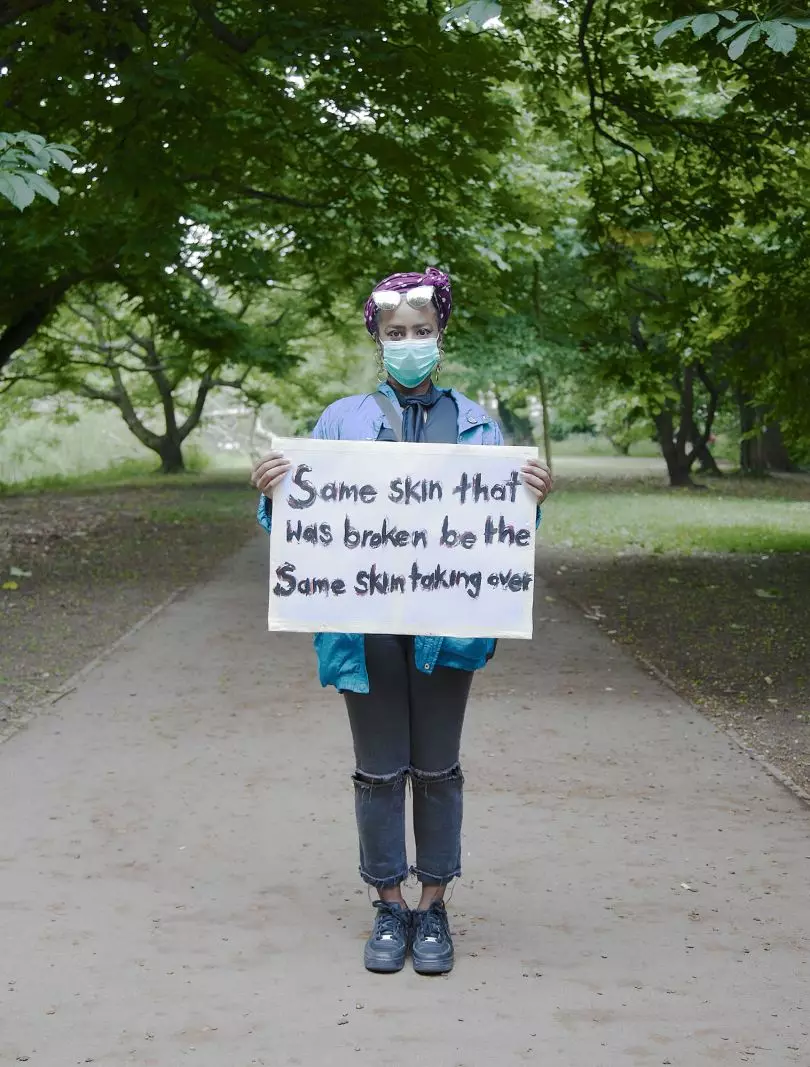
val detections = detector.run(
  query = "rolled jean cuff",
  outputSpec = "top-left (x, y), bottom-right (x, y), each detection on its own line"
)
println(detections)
top-left (409, 864), bottom-right (461, 887)
top-left (359, 865), bottom-right (410, 890)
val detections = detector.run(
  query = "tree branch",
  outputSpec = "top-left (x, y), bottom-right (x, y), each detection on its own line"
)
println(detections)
top-left (577, 1), bottom-right (651, 182)
top-left (0, 271), bottom-right (83, 372)
top-left (235, 185), bottom-right (332, 210)
top-left (105, 364), bottom-right (163, 450)
top-left (210, 368), bottom-right (251, 390)
top-left (178, 367), bottom-right (214, 440)
top-left (189, 1), bottom-right (261, 53)
top-left (78, 382), bottom-right (122, 405)
top-left (0, 0), bottom-right (56, 28)
top-left (686, 363), bottom-right (722, 464)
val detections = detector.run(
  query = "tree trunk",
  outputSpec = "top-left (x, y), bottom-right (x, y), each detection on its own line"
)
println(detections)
top-left (0, 271), bottom-right (85, 371)
top-left (156, 436), bottom-right (185, 474)
top-left (651, 363), bottom-right (722, 487)
top-left (537, 370), bottom-right (553, 473)
top-left (497, 396), bottom-right (536, 445)
top-left (654, 409), bottom-right (694, 486)
top-left (762, 422), bottom-right (796, 472)
top-left (530, 258), bottom-right (551, 467)
top-left (738, 392), bottom-right (766, 475)
top-left (689, 419), bottom-right (723, 476)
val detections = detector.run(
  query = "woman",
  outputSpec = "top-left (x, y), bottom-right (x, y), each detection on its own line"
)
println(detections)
top-left (251, 267), bottom-right (552, 976)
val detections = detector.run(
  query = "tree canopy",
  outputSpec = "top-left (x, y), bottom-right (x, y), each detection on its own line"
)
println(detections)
top-left (2, 0), bottom-right (809, 479)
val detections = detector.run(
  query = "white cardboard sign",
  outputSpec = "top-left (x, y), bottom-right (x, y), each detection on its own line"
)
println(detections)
top-left (267, 437), bottom-right (538, 639)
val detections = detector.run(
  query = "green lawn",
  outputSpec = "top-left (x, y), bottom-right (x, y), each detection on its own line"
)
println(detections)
top-left (3, 412), bottom-right (809, 558)
top-left (542, 478), bottom-right (810, 554)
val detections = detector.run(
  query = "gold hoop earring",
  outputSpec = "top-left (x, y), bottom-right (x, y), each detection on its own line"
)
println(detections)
top-left (375, 347), bottom-right (387, 383)
top-left (433, 338), bottom-right (444, 382)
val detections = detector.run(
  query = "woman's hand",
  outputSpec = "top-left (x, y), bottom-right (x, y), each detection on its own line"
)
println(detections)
top-left (521, 458), bottom-right (553, 504)
top-left (251, 451), bottom-right (292, 496)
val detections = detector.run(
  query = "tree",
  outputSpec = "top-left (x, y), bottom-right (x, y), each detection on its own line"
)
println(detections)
top-left (468, 0), bottom-right (810, 481)
top-left (3, 282), bottom-right (296, 473)
top-left (0, 1), bottom-right (520, 372)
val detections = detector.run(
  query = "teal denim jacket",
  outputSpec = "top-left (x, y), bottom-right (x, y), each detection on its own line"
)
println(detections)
top-left (257, 384), bottom-right (541, 693)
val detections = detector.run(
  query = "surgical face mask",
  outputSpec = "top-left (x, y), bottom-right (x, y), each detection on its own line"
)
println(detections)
top-left (382, 338), bottom-right (440, 388)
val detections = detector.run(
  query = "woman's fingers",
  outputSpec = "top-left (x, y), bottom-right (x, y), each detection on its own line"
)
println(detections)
top-left (251, 452), bottom-right (291, 494)
top-left (520, 459), bottom-right (553, 502)
top-left (251, 452), bottom-right (286, 479)
top-left (258, 466), bottom-right (292, 495)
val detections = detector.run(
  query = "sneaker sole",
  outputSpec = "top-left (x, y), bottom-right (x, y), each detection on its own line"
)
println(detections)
top-left (412, 955), bottom-right (454, 976)
top-left (364, 951), bottom-right (407, 973)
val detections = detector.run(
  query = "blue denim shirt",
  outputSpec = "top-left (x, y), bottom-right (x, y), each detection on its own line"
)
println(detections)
top-left (257, 384), bottom-right (541, 693)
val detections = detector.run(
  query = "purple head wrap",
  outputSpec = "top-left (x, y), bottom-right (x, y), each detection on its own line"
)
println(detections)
top-left (364, 266), bottom-right (453, 337)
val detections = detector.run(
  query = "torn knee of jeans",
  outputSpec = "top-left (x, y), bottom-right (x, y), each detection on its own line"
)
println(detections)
top-left (352, 767), bottom-right (408, 789)
top-left (409, 762), bottom-right (463, 785)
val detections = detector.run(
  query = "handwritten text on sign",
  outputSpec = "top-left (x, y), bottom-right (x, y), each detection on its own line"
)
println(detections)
top-left (267, 438), bottom-right (538, 639)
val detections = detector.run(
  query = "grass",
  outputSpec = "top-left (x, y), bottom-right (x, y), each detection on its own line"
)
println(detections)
top-left (541, 476), bottom-right (810, 555)
top-left (0, 458), bottom-right (252, 497)
top-left (3, 405), bottom-right (809, 558)
top-left (550, 431), bottom-right (738, 462)
top-left (0, 405), bottom-right (248, 488)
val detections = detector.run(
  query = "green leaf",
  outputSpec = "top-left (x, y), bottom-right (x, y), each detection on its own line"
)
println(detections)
top-left (717, 19), bottom-right (754, 43)
top-left (24, 171), bottom-right (60, 204)
top-left (692, 13), bottom-right (720, 37)
top-left (0, 172), bottom-right (35, 210)
top-left (718, 9), bottom-right (739, 21)
top-left (19, 151), bottom-right (48, 168)
top-left (728, 22), bottom-right (762, 59)
top-left (780, 17), bottom-right (810, 28)
top-left (653, 15), bottom-right (694, 47)
top-left (763, 20), bottom-right (797, 54)
top-left (47, 148), bottom-right (75, 171)
top-left (21, 133), bottom-right (46, 154)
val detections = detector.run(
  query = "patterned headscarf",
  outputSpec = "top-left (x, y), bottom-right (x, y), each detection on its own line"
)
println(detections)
top-left (364, 266), bottom-right (453, 337)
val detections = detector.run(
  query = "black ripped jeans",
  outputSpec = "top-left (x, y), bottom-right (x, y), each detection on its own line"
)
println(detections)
top-left (343, 635), bottom-right (473, 889)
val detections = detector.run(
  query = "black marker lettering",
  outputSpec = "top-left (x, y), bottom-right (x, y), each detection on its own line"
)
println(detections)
top-left (287, 465), bottom-right (316, 509)
top-left (273, 562), bottom-right (296, 596)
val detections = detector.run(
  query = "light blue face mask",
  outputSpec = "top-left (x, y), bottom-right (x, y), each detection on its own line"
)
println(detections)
top-left (382, 338), bottom-right (440, 388)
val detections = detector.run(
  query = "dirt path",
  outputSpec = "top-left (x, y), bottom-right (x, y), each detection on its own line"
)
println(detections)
top-left (1, 537), bottom-right (808, 1066)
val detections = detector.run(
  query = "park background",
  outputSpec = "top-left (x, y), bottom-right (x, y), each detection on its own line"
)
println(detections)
top-left (1, 1), bottom-right (809, 796)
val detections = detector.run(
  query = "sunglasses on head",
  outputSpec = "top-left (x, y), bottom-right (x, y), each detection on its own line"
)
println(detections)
top-left (371, 285), bottom-right (435, 311)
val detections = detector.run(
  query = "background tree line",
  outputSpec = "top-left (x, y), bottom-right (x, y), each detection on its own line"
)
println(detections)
top-left (2, 0), bottom-right (809, 484)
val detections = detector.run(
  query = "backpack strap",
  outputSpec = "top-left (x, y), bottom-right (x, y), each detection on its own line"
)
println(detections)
top-left (369, 391), bottom-right (403, 443)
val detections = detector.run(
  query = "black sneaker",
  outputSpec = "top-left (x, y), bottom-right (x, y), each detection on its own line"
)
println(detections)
top-left (411, 900), bottom-right (454, 975)
top-left (364, 901), bottom-right (411, 973)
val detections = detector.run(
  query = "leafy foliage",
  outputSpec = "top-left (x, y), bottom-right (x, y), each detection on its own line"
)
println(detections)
top-left (2, 1), bottom-right (810, 481)
top-left (654, 9), bottom-right (810, 58)
top-left (3, 281), bottom-right (296, 472)
top-left (0, 2), bottom-right (519, 371)
top-left (0, 131), bottom-right (76, 210)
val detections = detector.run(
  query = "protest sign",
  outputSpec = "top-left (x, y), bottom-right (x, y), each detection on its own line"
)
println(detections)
top-left (267, 437), bottom-right (538, 639)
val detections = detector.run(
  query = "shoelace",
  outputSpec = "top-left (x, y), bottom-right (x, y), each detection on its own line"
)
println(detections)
top-left (414, 905), bottom-right (448, 944)
top-left (373, 902), bottom-right (409, 942)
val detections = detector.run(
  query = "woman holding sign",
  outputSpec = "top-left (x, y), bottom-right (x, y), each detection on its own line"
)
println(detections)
top-left (252, 267), bottom-right (552, 975)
